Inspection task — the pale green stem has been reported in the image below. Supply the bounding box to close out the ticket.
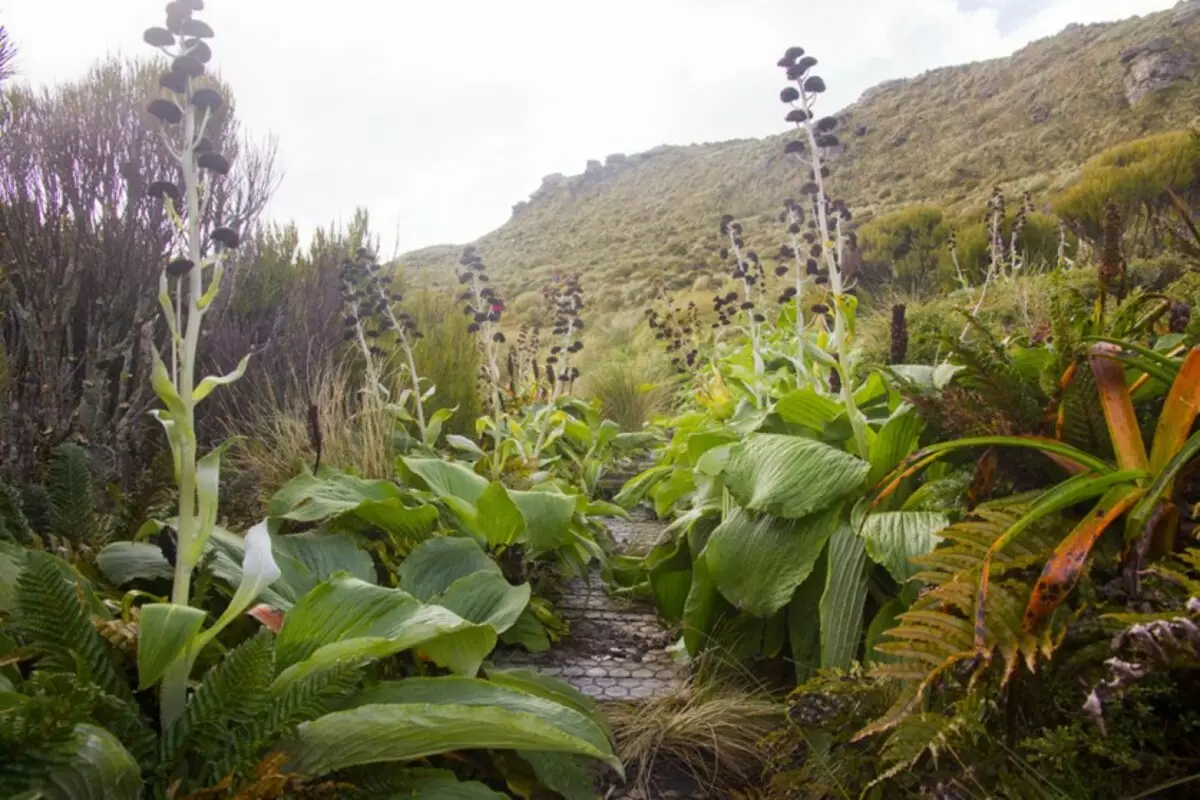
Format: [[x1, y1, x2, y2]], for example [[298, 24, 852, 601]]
[[797, 89, 869, 457], [163, 72, 204, 728]]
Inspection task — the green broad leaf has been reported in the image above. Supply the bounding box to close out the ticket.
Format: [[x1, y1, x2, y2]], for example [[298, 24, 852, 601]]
[[509, 490, 578, 555], [345, 676, 617, 767], [613, 431, 656, 451], [646, 535, 692, 624], [273, 575, 495, 687], [272, 530, 377, 591], [686, 430, 740, 464], [485, 668, 611, 742], [288, 701, 620, 777], [649, 468, 696, 519], [706, 505, 839, 618], [775, 388, 842, 431], [400, 457, 489, 504], [682, 548, 719, 656], [854, 372, 888, 406], [194, 353, 251, 403], [424, 407, 457, 446], [583, 500, 629, 519], [820, 523, 869, 669], [864, 597, 906, 667], [868, 405, 924, 485], [150, 348, 186, 419], [433, 571, 530, 635], [695, 444, 733, 477], [42, 723, 141, 800], [352, 499, 440, 544], [137, 602, 207, 689], [722, 434, 869, 519], [372, 768, 509, 799], [788, 551, 827, 682], [397, 537, 501, 602], [563, 417, 593, 447], [445, 434, 485, 457], [96, 542, 173, 585], [269, 470, 407, 523], [613, 464, 673, 508], [499, 608, 552, 652], [860, 511, 949, 585], [476, 482, 526, 546], [191, 445, 223, 560], [518, 751, 599, 800]]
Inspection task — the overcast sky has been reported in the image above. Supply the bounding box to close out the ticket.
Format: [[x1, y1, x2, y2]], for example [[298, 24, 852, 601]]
[[3, 0, 1177, 253]]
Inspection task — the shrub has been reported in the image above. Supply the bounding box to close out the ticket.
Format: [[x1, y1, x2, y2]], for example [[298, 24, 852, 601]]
[[1054, 130, 1200, 246]]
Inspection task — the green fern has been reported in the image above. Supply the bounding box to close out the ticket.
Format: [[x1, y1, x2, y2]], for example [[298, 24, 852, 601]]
[[203, 661, 363, 787], [158, 631, 276, 786], [0, 674, 97, 796], [14, 551, 133, 705], [868, 696, 987, 791], [0, 479, 33, 544], [945, 315, 1046, 431], [47, 442, 99, 544]]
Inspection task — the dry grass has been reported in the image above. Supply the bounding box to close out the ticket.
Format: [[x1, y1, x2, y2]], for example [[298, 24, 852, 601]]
[[606, 660, 785, 797], [225, 356, 395, 506]]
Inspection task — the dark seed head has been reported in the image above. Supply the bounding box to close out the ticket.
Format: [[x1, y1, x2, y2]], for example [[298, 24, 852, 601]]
[[780, 87, 800, 104], [166, 258, 194, 277], [171, 54, 205, 79], [159, 71, 188, 94], [144, 27, 175, 47], [784, 140, 806, 155], [191, 87, 222, 110], [181, 18, 214, 38], [194, 137, 214, 154], [148, 181, 181, 202], [186, 39, 212, 63], [197, 151, 231, 175], [804, 76, 827, 93], [785, 109, 810, 124], [147, 98, 183, 124], [816, 116, 838, 133], [210, 227, 240, 249], [797, 56, 818, 72]]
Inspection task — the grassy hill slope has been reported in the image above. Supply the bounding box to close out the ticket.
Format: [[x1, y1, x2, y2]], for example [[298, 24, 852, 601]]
[[400, 2, 1200, 321]]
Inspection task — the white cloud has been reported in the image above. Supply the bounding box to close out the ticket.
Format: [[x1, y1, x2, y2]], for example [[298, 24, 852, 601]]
[[2, 0, 1177, 251]]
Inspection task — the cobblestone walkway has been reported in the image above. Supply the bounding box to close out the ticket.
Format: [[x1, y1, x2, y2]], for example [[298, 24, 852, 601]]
[[493, 514, 685, 702]]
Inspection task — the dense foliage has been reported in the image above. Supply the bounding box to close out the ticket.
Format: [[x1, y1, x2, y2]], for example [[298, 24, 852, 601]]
[[4, 3, 1200, 798]]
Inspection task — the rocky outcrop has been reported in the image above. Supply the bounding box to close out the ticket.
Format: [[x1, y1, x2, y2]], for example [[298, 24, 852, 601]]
[[1120, 35, 1192, 104], [1174, 0, 1200, 27]]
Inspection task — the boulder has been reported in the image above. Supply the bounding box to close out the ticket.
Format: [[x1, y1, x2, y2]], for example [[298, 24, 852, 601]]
[[1031, 105, 1051, 124], [1120, 38, 1192, 105]]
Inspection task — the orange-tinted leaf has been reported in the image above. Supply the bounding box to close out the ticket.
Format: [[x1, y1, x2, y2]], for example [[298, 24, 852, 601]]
[[1148, 346, 1200, 475], [248, 604, 285, 633], [1087, 343, 1148, 471], [1022, 486, 1144, 634], [1053, 360, 1079, 441], [966, 449, 998, 511]]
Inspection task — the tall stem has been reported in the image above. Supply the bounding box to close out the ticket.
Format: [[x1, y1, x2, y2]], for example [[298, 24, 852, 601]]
[[163, 76, 204, 728], [797, 88, 869, 457]]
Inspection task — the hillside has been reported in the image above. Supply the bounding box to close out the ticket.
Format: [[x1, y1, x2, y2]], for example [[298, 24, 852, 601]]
[[400, 1, 1200, 321]]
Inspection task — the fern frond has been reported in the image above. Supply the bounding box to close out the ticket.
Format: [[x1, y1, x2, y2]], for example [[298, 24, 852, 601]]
[[15, 551, 133, 704], [867, 697, 986, 791], [203, 660, 363, 786], [860, 502, 1065, 740], [1058, 364, 1113, 458], [159, 631, 275, 781], [47, 443, 98, 544], [0, 480, 33, 544]]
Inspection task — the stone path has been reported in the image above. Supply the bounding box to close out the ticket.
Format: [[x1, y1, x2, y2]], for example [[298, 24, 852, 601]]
[[493, 513, 685, 701]]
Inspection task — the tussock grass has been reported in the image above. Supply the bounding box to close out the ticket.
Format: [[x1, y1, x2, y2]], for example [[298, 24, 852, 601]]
[[606, 655, 785, 797], [225, 356, 395, 504]]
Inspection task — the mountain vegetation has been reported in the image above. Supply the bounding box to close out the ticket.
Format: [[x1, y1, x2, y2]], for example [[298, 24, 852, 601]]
[[402, 2, 1200, 321]]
